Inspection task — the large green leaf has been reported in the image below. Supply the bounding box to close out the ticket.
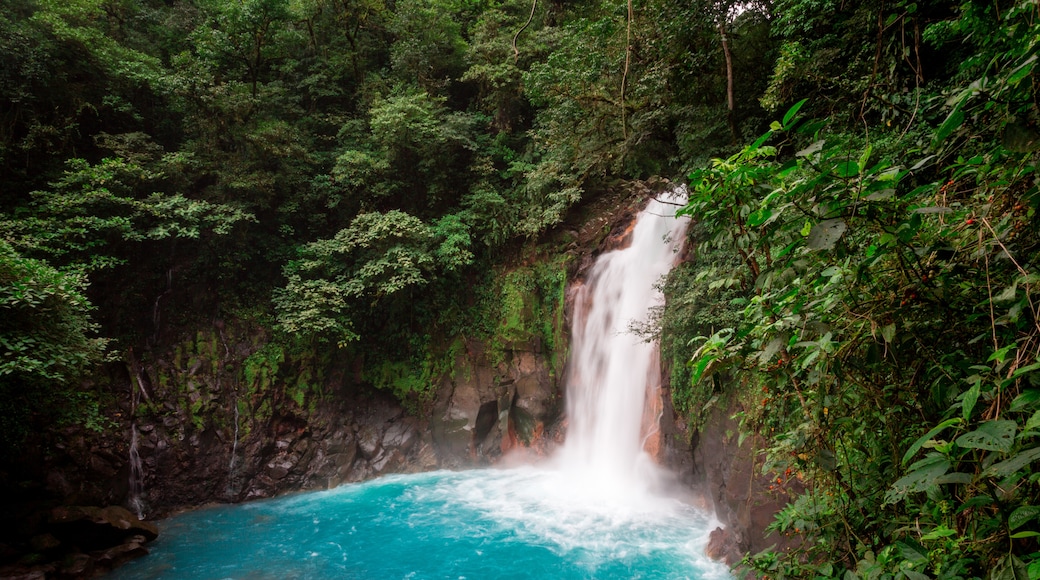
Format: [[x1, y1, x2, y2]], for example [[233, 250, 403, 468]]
[[984, 446, 1040, 478], [897, 542, 928, 564], [1010, 388, 1040, 412], [934, 104, 966, 145], [990, 554, 1029, 580], [962, 382, 981, 421], [1025, 410, 1040, 433], [1006, 54, 1038, 86], [746, 207, 773, 228], [903, 418, 962, 465], [956, 420, 1016, 452], [1009, 505, 1040, 530], [806, 219, 848, 250], [782, 98, 809, 128], [835, 160, 860, 178], [885, 456, 950, 503]]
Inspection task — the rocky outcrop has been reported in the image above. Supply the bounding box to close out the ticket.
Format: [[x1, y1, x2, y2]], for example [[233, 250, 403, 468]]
[[0, 505, 157, 579], [649, 385, 796, 570], [140, 387, 438, 510], [431, 338, 563, 463], [689, 401, 800, 568], [48, 505, 158, 549], [27, 332, 439, 520], [705, 526, 744, 565], [16, 311, 568, 523]]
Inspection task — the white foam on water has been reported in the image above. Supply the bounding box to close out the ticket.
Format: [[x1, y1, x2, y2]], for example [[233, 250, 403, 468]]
[[402, 467, 731, 577]]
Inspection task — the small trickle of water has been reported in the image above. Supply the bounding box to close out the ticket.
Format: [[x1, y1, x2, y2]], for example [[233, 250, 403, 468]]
[[128, 367, 148, 519], [218, 326, 239, 497], [128, 423, 145, 519], [227, 397, 240, 495], [150, 268, 172, 346]]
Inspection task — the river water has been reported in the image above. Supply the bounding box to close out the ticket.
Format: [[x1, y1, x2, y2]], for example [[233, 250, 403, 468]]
[[108, 192, 732, 580]]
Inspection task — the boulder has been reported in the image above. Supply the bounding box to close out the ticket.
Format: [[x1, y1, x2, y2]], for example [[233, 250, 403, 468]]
[[382, 421, 417, 452], [93, 535, 151, 573], [57, 553, 93, 578], [357, 425, 382, 460], [704, 526, 743, 566], [48, 506, 158, 551]]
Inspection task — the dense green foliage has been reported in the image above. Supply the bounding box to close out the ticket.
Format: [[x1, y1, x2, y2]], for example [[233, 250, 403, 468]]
[[4, 0, 1039, 576], [663, 1, 1040, 577], [0, 0, 756, 452], [0, 240, 110, 453]]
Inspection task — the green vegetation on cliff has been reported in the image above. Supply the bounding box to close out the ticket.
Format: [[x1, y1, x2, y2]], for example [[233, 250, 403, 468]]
[[657, 1, 1040, 576], [1, 0, 756, 433], [3, 0, 1040, 576]]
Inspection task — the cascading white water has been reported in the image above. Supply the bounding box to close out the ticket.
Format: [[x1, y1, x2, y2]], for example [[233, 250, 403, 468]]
[[556, 189, 689, 497]]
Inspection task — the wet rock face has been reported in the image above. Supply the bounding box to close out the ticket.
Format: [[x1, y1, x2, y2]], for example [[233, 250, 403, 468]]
[[133, 388, 433, 513], [6, 329, 441, 523], [704, 526, 743, 566], [14, 317, 562, 527], [431, 338, 563, 465], [689, 402, 799, 567]]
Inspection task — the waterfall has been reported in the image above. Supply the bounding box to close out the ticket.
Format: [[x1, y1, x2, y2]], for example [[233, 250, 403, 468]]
[[556, 189, 689, 497], [229, 401, 239, 478], [107, 189, 732, 580]]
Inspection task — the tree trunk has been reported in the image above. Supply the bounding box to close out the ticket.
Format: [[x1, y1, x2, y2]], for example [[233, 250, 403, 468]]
[[621, 0, 633, 141], [719, 22, 738, 144]]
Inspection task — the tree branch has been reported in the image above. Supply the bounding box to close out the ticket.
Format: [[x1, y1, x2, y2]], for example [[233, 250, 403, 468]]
[[512, 0, 538, 63]]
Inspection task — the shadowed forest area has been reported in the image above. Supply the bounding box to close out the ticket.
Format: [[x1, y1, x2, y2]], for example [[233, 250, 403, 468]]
[[2, 0, 1040, 577]]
